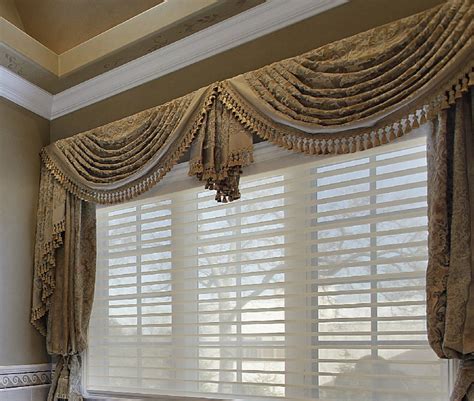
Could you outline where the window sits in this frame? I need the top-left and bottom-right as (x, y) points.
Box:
(86, 126), (449, 401)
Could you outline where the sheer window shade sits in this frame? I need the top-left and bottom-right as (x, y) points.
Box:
(87, 127), (449, 401)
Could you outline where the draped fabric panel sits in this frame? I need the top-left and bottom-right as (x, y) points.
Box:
(30, 1), (473, 399)
(241, 0), (472, 128)
(222, 0), (473, 154)
(31, 166), (66, 336)
(46, 194), (96, 401)
(39, 0), (473, 206)
(42, 87), (210, 204)
(46, 193), (96, 357)
(189, 97), (254, 202)
(427, 90), (474, 401)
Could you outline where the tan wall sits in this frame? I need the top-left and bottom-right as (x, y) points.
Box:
(50, 0), (443, 142)
(0, 99), (49, 364)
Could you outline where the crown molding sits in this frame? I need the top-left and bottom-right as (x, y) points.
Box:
(0, 66), (53, 119)
(50, 0), (346, 120)
(0, 0), (346, 120)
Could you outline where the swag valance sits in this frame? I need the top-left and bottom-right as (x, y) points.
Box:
(40, 0), (473, 206)
(31, 1), (473, 400)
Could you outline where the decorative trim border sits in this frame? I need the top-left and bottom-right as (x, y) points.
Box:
(0, 364), (52, 389)
(0, 0), (346, 120)
(0, 66), (53, 119)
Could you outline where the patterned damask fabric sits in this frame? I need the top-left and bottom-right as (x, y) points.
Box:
(43, 87), (209, 204)
(31, 1), (473, 399)
(40, 1), (473, 206)
(45, 194), (95, 401)
(242, 1), (472, 127)
(189, 96), (254, 202)
(224, 0), (473, 155)
(31, 166), (66, 336)
(427, 91), (474, 401)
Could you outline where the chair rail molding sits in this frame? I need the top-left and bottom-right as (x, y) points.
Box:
(0, 364), (52, 389)
(0, 0), (346, 120)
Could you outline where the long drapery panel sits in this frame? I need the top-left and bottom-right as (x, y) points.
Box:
(31, 165), (66, 336)
(30, 1), (473, 399)
(48, 195), (96, 401)
(427, 90), (474, 401)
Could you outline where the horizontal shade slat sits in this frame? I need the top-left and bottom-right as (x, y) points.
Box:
(312, 181), (427, 206)
(313, 150), (426, 180)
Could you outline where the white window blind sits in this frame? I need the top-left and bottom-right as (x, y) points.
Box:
(87, 128), (449, 401)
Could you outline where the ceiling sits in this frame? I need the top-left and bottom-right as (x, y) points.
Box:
(0, 0), (266, 92)
(13, 0), (164, 54)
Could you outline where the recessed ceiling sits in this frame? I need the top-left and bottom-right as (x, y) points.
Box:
(13, 0), (164, 54)
(0, 0), (266, 92)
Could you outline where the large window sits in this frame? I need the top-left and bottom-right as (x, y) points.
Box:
(86, 127), (449, 401)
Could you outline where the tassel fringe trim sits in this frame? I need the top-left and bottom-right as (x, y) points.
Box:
(31, 219), (66, 337)
(188, 147), (254, 203)
(41, 87), (220, 205)
(218, 63), (473, 157)
(40, 62), (473, 204)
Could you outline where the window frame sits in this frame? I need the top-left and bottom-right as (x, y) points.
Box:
(83, 125), (453, 401)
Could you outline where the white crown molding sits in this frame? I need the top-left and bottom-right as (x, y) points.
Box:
(50, 0), (346, 120)
(0, 66), (53, 119)
(0, 0), (346, 120)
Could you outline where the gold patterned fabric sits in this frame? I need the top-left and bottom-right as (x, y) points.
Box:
(42, 87), (210, 204)
(427, 90), (474, 401)
(31, 165), (66, 336)
(189, 96), (254, 202)
(39, 0), (473, 206)
(242, 1), (472, 126)
(31, 1), (473, 399)
(49, 194), (96, 401)
(223, 0), (473, 154)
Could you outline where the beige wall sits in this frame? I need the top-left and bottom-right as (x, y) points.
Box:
(50, 0), (443, 142)
(0, 99), (49, 364)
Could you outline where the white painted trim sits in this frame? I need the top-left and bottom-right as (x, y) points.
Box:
(49, 0), (346, 119)
(0, 0), (346, 120)
(0, 66), (53, 119)
(0, 364), (51, 374)
(0, 384), (50, 391)
(0, 363), (52, 389)
(448, 359), (459, 395)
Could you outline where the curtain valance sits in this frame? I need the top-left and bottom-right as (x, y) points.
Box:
(41, 0), (473, 206)
(31, 1), (473, 400)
